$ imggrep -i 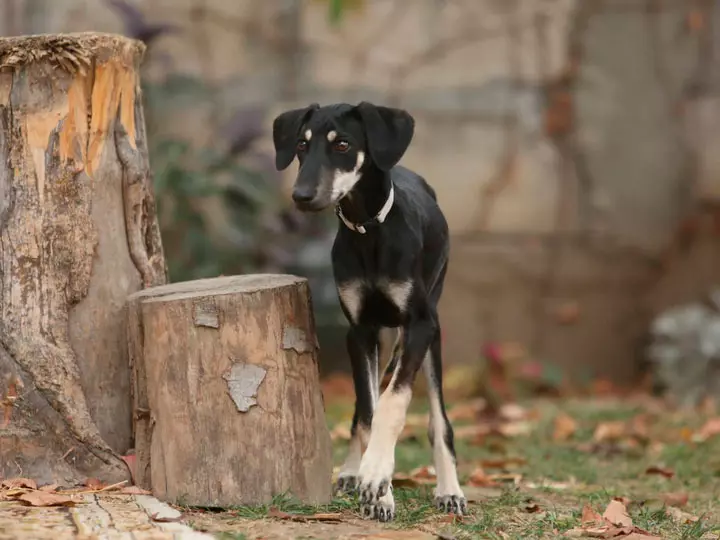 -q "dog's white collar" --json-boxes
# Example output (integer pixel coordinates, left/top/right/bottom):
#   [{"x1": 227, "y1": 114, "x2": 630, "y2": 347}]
[{"x1": 336, "y1": 183, "x2": 394, "y2": 234}]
